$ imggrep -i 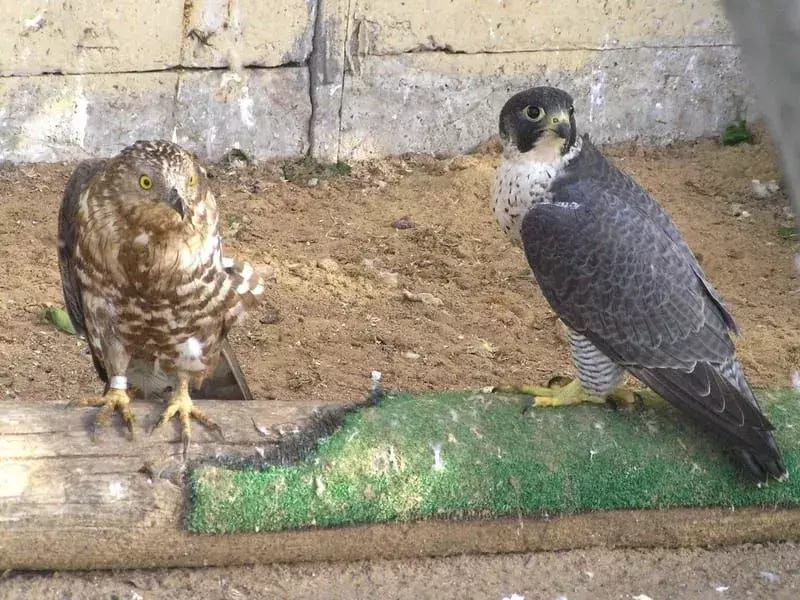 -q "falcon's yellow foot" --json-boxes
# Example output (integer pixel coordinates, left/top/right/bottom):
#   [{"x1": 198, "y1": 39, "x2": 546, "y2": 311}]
[
  {"x1": 68, "y1": 388, "x2": 136, "y2": 441},
  {"x1": 495, "y1": 377, "x2": 647, "y2": 412},
  {"x1": 149, "y1": 383, "x2": 224, "y2": 458}
]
